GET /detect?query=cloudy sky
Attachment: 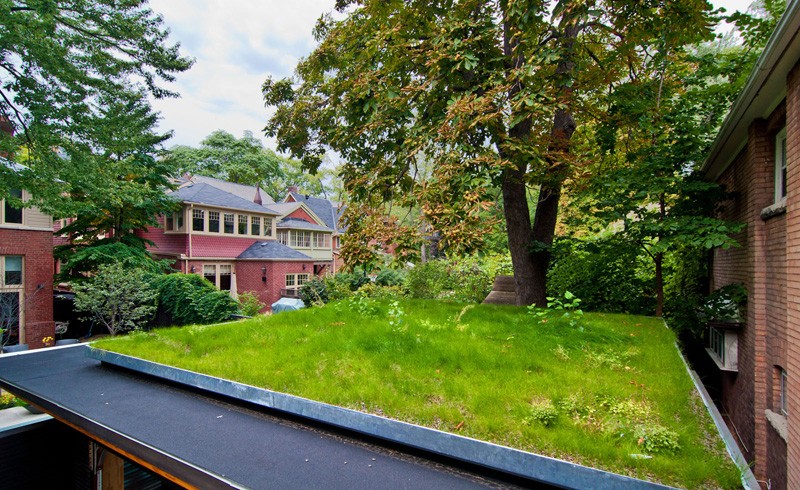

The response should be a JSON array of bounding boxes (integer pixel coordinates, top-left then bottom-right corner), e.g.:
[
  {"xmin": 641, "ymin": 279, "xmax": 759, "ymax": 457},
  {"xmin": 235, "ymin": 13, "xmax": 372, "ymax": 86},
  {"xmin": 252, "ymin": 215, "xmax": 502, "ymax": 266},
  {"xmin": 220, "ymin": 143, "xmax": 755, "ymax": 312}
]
[{"xmin": 148, "ymin": 0, "xmax": 757, "ymax": 150}]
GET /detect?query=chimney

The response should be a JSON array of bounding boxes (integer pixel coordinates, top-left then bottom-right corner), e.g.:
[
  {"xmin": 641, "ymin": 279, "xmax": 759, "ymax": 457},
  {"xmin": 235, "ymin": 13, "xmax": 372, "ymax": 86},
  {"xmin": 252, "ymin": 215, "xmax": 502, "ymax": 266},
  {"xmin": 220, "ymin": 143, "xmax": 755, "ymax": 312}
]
[
  {"xmin": 253, "ymin": 187, "xmax": 263, "ymax": 205},
  {"xmin": 0, "ymin": 118, "xmax": 12, "ymax": 136}
]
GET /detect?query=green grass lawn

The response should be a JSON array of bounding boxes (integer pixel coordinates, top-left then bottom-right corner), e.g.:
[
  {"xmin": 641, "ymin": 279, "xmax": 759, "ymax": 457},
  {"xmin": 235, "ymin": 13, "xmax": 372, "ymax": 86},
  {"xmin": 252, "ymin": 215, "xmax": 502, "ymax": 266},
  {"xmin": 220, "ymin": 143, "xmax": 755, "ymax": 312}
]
[{"xmin": 93, "ymin": 298, "xmax": 741, "ymax": 488}]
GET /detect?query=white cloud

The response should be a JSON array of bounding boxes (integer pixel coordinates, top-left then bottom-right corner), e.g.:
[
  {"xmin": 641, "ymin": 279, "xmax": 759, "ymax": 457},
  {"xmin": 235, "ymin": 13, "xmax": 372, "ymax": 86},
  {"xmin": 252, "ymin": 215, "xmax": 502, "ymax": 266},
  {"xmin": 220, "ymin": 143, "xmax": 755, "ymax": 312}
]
[{"xmin": 148, "ymin": 0, "xmax": 335, "ymax": 148}]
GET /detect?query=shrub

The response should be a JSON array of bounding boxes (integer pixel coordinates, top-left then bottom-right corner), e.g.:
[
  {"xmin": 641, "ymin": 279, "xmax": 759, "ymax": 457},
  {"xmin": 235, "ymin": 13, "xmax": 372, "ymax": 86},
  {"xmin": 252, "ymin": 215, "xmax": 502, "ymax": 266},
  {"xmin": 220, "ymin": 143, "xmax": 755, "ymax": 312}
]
[
  {"xmin": 663, "ymin": 245, "xmax": 710, "ymax": 343},
  {"xmin": 300, "ymin": 277, "xmax": 329, "ymax": 306},
  {"xmin": 357, "ymin": 283, "xmax": 407, "ymax": 300},
  {"xmin": 375, "ymin": 269, "xmax": 404, "ymax": 287},
  {"xmin": 150, "ymin": 273, "xmax": 238, "ymax": 325},
  {"xmin": 238, "ymin": 291, "xmax": 266, "ymax": 316},
  {"xmin": 547, "ymin": 236, "xmax": 653, "ymax": 315},
  {"xmin": 72, "ymin": 263, "xmax": 157, "ymax": 335},
  {"xmin": 405, "ymin": 256, "xmax": 492, "ymax": 303},
  {"xmin": 323, "ymin": 274, "xmax": 354, "ymax": 301}
]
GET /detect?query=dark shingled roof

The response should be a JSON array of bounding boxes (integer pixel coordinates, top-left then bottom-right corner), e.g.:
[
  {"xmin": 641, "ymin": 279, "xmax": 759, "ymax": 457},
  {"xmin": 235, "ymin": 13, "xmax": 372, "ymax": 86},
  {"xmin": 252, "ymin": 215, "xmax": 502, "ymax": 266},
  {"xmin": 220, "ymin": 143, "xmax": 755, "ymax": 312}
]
[
  {"xmin": 288, "ymin": 192, "xmax": 344, "ymax": 232},
  {"xmin": 170, "ymin": 183, "xmax": 279, "ymax": 214},
  {"xmin": 277, "ymin": 218, "xmax": 333, "ymax": 232},
  {"xmin": 238, "ymin": 240, "xmax": 312, "ymax": 260}
]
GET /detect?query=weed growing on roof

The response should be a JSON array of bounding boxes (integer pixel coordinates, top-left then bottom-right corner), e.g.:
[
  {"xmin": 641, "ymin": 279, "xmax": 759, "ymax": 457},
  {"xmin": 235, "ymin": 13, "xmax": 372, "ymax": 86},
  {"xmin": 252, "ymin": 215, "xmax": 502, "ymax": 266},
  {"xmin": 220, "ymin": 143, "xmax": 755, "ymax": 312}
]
[{"xmin": 525, "ymin": 399, "xmax": 559, "ymax": 427}]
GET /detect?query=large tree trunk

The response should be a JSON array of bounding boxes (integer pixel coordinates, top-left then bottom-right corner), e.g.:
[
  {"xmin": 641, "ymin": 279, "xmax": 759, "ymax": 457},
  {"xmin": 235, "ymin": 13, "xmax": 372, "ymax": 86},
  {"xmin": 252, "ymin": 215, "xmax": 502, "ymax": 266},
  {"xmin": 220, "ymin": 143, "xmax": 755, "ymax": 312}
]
[
  {"xmin": 501, "ymin": 7, "xmax": 579, "ymax": 306},
  {"xmin": 654, "ymin": 252, "xmax": 664, "ymax": 317}
]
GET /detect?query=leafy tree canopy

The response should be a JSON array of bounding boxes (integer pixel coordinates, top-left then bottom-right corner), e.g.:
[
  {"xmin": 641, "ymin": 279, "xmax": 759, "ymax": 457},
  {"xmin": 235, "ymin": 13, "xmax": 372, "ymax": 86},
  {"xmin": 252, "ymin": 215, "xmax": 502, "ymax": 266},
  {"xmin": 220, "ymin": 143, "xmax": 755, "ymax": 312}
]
[
  {"xmin": 264, "ymin": 0, "xmax": 718, "ymax": 305},
  {"xmin": 163, "ymin": 129, "xmax": 343, "ymax": 201},
  {"xmin": 0, "ymin": 0, "xmax": 191, "ymax": 205},
  {"xmin": 0, "ymin": 1, "xmax": 192, "ymax": 276}
]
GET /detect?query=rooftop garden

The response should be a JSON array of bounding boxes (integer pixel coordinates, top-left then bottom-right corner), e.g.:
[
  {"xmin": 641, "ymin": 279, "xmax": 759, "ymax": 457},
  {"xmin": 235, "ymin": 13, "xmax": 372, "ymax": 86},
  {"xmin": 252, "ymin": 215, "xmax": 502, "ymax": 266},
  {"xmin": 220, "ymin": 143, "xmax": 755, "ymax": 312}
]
[{"xmin": 93, "ymin": 296, "xmax": 741, "ymax": 488}]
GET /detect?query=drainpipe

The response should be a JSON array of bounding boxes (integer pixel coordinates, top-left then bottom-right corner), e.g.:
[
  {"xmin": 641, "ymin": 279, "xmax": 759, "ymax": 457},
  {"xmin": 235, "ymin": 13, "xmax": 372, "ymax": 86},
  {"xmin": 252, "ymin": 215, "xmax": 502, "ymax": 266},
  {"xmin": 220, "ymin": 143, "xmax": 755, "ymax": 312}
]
[{"xmin": 188, "ymin": 204, "xmax": 194, "ymax": 262}]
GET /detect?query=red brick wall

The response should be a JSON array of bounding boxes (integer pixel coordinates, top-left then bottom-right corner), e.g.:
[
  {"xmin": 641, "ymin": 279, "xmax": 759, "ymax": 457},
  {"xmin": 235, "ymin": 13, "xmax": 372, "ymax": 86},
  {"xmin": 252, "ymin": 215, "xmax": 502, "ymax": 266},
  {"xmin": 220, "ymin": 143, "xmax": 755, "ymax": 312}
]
[
  {"xmin": 784, "ymin": 60, "xmax": 800, "ymax": 489},
  {"xmin": 228, "ymin": 261, "xmax": 314, "ymax": 312},
  {"xmin": 0, "ymin": 228, "xmax": 54, "ymax": 348},
  {"xmin": 711, "ymin": 71, "xmax": 799, "ymax": 485}
]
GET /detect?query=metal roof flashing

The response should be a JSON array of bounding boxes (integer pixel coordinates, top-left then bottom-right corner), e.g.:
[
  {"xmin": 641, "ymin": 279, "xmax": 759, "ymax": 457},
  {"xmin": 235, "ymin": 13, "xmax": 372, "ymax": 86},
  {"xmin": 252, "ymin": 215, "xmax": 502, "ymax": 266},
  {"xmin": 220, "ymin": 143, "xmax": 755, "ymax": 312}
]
[
  {"xmin": 703, "ymin": 1, "xmax": 800, "ymax": 181},
  {"xmin": 84, "ymin": 347, "xmax": 674, "ymax": 489}
]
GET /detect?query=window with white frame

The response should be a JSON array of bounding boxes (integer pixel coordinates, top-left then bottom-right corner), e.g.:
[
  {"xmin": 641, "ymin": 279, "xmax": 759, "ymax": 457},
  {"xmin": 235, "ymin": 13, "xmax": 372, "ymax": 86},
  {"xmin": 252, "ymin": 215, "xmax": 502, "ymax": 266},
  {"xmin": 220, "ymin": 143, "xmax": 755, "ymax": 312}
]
[
  {"xmin": 776, "ymin": 128, "xmax": 787, "ymax": 202},
  {"xmin": 193, "ymin": 209, "xmax": 205, "ymax": 231},
  {"xmin": 238, "ymin": 215, "xmax": 248, "ymax": 235},
  {"xmin": 2, "ymin": 189, "xmax": 23, "ymax": 225},
  {"xmin": 285, "ymin": 273, "xmax": 309, "ymax": 289},
  {"xmin": 0, "ymin": 256, "xmax": 23, "ymax": 344},
  {"xmin": 314, "ymin": 233, "xmax": 331, "ymax": 248},
  {"xmin": 277, "ymin": 230, "xmax": 289, "ymax": 245},
  {"xmin": 202, "ymin": 263, "xmax": 233, "ymax": 291},
  {"xmin": 223, "ymin": 213, "xmax": 234, "ymax": 234},
  {"xmin": 707, "ymin": 325, "xmax": 738, "ymax": 372},
  {"xmin": 780, "ymin": 367, "xmax": 788, "ymax": 416},
  {"xmin": 290, "ymin": 230, "xmax": 311, "ymax": 248},
  {"xmin": 263, "ymin": 218, "xmax": 273, "ymax": 236},
  {"xmin": 251, "ymin": 216, "xmax": 261, "ymax": 236},
  {"xmin": 208, "ymin": 211, "xmax": 220, "ymax": 233}
]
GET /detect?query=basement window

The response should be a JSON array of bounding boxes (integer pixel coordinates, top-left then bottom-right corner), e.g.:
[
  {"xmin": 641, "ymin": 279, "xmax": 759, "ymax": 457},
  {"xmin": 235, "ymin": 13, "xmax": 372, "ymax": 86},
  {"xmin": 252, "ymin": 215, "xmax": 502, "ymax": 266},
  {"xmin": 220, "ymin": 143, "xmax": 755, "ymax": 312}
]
[{"xmin": 706, "ymin": 324, "xmax": 739, "ymax": 372}]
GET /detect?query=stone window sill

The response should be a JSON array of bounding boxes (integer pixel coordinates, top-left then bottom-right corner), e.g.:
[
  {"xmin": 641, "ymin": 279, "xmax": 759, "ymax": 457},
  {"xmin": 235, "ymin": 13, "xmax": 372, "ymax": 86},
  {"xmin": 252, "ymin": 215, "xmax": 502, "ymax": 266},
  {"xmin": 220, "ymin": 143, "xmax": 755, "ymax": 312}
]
[
  {"xmin": 765, "ymin": 409, "xmax": 787, "ymax": 441},
  {"xmin": 761, "ymin": 198, "xmax": 787, "ymax": 220}
]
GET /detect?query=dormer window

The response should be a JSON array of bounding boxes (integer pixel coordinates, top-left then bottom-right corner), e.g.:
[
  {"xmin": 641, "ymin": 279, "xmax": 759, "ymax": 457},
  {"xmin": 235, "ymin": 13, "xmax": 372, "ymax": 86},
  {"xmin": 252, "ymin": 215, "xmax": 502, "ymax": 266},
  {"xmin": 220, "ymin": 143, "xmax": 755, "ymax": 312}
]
[{"xmin": 775, "ymin": 128, "xmax": 787, "ymax": 202}]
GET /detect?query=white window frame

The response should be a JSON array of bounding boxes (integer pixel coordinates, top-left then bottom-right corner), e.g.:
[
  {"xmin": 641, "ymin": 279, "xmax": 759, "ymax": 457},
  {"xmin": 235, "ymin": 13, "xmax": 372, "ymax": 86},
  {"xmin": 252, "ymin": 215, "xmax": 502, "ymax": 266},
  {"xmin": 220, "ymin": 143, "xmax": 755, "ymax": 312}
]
[
  {"xmin": 238, "ymin": 214, "xmax": 248, "ymax": 235},
  {"xmin": 285, "ymin": 273, "xmax": 309, "ymax": 289},
  {"xmin": 264, "ymin": 218, "xmax": 273, "ymax": 237},
  {"xmin": 775, "ymin": 128, "xmax": 787, "ymax": 203},
  {"xmin": 0, "ymin": 256, "xmax": 24, "ymax": 344},
  {"xmin": 202, "ymin": 263, "xmax": 234, "ymax": 291},
  {"xmin": 193, "ymin": 209, "xmax": 205, "ymax": 232},
  {"xmin": 780, "ymin": 368, "xmax": 788, "ymax": 416},
  {"xmin": 707, "ymin": 325, "xmax": 738, "ymax": 372},
  {"xmin": 223, "ymin": 213, "xmax": 235, "ymax": 234}
]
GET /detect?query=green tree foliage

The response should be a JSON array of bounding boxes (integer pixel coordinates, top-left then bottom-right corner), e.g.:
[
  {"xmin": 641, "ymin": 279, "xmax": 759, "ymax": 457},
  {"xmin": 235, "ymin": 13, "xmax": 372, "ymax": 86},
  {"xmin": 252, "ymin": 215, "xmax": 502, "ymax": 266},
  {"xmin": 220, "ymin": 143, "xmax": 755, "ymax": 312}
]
[
  {"xmin": 72, "ymin": 263, "xmax": 157, "ymax": 336},
  {"xmin": 264, "ymin": 0, "xmax": 717, "ymax": 306},
  {"xmin": 163, "ymin": 129, "xmax": 342, "ymax": 201},
  {"xmin": 573, "ymin": 2, "xmax": 783, "ymax": 316},
  {"xmin": 54, "ymin": 151, "xmax": 179, "ymax": 280},
  {"xmin": 0, "ymin": 1, "xmax": 192, "ymax": 276}
]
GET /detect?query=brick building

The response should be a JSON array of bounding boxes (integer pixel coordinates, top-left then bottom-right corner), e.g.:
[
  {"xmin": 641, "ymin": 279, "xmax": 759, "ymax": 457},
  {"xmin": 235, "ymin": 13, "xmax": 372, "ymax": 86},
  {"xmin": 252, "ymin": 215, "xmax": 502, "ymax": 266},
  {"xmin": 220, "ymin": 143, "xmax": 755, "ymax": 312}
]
[
  {"xmin": 0, "ymin": 158, "xmax": 55, "ymax": 350},
  {"xmin": 701, "ymin": 4, "xmax": 800, "ymax": 487},
  {"xmin": 142, "ymin": 176, "xmax": 340, "ymax": 311}
]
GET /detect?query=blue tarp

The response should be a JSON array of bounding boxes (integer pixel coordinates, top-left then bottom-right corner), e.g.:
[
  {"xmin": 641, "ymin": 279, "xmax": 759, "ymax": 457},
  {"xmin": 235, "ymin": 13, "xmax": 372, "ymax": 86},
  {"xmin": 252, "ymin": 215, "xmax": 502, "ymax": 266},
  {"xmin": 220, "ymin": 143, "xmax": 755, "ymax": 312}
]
[{"xmin": 271, "ymin": 297, "xmax": 305, "ymax": 313}]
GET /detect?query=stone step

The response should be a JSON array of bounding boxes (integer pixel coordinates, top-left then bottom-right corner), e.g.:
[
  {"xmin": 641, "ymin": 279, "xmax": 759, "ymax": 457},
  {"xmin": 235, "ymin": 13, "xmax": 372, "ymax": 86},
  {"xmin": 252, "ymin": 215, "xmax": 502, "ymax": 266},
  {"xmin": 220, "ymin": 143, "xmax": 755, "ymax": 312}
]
[
  {"xmin": 482, "ymin": 291, "xmax": 517, "ymax": 305},
  {"xmin": 492, "ymin": 275, "xmax": 516, "ymax": 293}
]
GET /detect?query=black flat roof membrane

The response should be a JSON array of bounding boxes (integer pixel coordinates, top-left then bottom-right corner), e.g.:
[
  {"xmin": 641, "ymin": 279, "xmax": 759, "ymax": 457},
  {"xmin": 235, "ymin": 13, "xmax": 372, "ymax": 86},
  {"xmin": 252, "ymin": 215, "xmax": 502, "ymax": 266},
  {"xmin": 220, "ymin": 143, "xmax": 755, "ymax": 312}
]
[{"xmin": 0, "ymin": 346, "xmax": 522, "ymax": 489}]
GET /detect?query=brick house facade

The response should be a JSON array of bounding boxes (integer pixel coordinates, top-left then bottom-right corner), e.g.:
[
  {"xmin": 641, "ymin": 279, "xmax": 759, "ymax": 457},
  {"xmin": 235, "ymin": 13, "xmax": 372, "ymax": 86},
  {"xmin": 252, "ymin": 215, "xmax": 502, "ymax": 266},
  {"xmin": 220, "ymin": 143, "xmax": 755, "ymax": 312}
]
[
  {"xmin": 702, "ymin": 5, "xmax": 800, "ymax": 488},
  {"xmin": 0, "ymin": 162, "xmax": 55, "ymax": 350},
  {"xmin": 142, "ymin": 176, "xmax": 338, "ymax": 311}
]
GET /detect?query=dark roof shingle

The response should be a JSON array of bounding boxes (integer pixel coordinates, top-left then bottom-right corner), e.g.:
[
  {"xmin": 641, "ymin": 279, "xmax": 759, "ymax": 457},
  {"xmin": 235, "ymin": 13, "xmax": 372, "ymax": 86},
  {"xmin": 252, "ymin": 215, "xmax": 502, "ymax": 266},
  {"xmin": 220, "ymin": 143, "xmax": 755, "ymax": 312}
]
[{"xmin": 238, "ymin": 241, "xmax": 312, "ymax": 260}]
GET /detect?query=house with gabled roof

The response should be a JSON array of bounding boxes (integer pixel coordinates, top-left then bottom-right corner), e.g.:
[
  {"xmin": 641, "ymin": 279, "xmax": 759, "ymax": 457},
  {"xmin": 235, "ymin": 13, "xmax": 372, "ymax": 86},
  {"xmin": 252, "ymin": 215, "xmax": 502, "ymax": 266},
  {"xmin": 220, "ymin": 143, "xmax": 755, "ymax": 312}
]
[
  {"xmin": 283, "ymin": 185, "xmax": 346, "ymax": 273},
  {"xmin": 140, "ymin": 176, "xmax": 338, "ymax": 311}
]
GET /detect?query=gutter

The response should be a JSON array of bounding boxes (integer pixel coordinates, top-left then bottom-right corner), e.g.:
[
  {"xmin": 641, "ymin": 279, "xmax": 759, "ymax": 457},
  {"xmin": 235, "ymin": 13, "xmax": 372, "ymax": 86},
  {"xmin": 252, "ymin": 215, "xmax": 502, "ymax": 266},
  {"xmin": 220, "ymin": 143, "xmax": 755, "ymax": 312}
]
[
  {"xmin": 673, "ymin": 341, "xmax": 759, "ymax": 489},
  {"xmin": 703, "ymin": 0, "xmax": 800, "ymax": 180}
]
